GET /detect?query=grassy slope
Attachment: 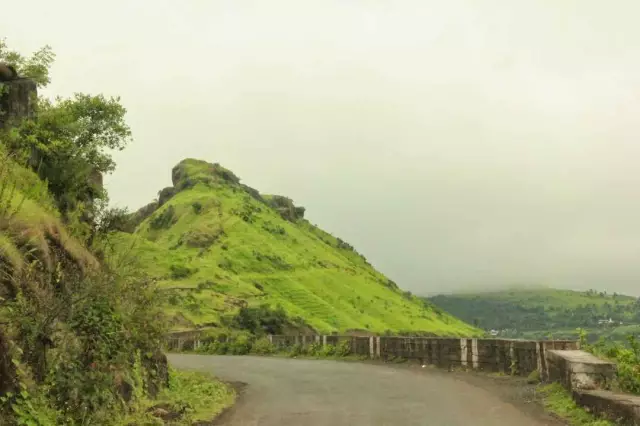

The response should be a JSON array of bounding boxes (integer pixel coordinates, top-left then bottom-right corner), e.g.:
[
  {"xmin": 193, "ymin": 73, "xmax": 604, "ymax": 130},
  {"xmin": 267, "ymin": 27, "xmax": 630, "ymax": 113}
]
[
  {"xmin": 428, "ymin": 287, "xmax": 640, "ymax": 341},
  {"xmin": 0, "ymin": 148, "xmax": 98, "ymax": 282},
  {"xmin": 119, "ymin": 159, "xmax": 478, "ymax": 336}
]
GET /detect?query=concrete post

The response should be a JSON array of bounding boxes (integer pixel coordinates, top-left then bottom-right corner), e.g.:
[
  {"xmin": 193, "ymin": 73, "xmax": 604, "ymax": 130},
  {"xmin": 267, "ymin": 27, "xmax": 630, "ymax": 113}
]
[
  {"xmin": 369, "ymin": 336, "xmax": 374, "ymax": 359},
  {"xmin": 376, "ymin": 337, "xmax": 381, "ymax": 358},
  {"xmin": 509, "ymin": 341, "xmax": 515, "ymax": 374},
  {"xmin": 471, "ymin": 339, "xmax": 479, "ymax": 369},
  {"xmin": 460, "ymin": 339, "xmax": 468, "ymax": 367}
]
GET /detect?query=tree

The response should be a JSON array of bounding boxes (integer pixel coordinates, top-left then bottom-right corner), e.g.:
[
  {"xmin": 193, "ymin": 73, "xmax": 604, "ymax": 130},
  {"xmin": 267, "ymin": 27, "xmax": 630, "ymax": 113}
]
[
  {"xmin": 0, "ymin": 38, "xmax": 55, "ymax": 87},
  {"xmin": 1, "ymin": 40, "xmax": 132, "ymax": 219}
]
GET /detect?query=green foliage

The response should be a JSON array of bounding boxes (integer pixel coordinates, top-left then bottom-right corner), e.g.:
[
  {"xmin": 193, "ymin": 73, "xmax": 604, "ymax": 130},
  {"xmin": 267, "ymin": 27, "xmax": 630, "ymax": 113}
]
[
  {"xmin": 5, "ymin": 93, "xmax": 132, "ymax": 216},
  {"xmin": 227, "ymin": 304, "xmax": 296, "ymax": 336},
  {"xmin": 0, "ymin": 39, "xmax": 169, "ymax": 425},
  {"xmin": 162, "ymin": 369, "xmax": 234, "ymax": 422},
  {"xmin": 170, "ymin": 264, "xmax": 196, "ymax": 280},
  {"xmin": 0, "ymin": 37, "xmax": 55, "ymax": 87},
  {"xmin": 121, "ymin": 368, "xmax": 235, "ymax": 425},
  {"xmin": 537, "ymin": 383, "xmax": 613, "ymax": 426},
  {"xmin": 336, "ymin": 340, "xmax": 352, "ymax": 357},
  {"xmin": 251, "ymin": 337, "xmax": 276, "ymax": 355},
  {"xmin": 586, "ymin": 335, "xmax": 640, "ymax": 395},
  {"xmin": 1, "ymin": 389, "xmax": 62, "ymax": 426},
  {"xmin": 429, "ymin": 288, "xmax": 640, "ymax": 342},
  {"xmin": 149, "ymin": 205, "xmax": 177, "ymax": 230},
  {"xmin": 191, "ymin": 201, "xmax": 203, "ymax": 214},
  {"xmin": 227, "ymin": 334, "xmax": 252, "ymax": 355}
]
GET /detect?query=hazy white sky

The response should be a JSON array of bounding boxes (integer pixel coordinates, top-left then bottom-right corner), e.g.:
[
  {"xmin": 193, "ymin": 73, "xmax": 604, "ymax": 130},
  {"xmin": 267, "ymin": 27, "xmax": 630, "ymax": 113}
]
[{"xmin": 3, "ymin": 1, "xmax": 640, "ymax": 295}]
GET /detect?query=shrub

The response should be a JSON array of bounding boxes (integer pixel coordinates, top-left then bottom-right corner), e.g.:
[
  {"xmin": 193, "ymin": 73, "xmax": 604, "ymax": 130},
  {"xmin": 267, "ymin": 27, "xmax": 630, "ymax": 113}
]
[
  {"xmin": 251, "ymin": 337, "xmax": 275, "ymax": 355},
  {"xmin": 149, "ymin": 205, "xmax": 177, "ymax": 230},
  {"xmin": 320, "ymin": 344, "xmax": 337, "ymax": 357},
  {"xmin": 336, "ymin": 340, "xmax": 352, "ymax": 357},
  {"xmin": 181, "ymin": 227, "xmax": 223, "ymax": 248},
  {"xmin": 307, "ymin": 342, "xmax": 323, "ymax": 356},
  {"xmin": 228, "ymin": 335, "xmax": 252, "ymax": 355},
  {"xmin": 227, "ymin": 304, "xmax": 291, "ymax": 336},
  {"xmin": 170, "ymin": 264, "xmax": 196, "ymax": 279},
  {"xmin": 192, "ymin": 201, "xmax": 203, "ymax": 214},
  {"xmin": 288, "ymin": 343, "xmax": 306, "ymax": 357}
]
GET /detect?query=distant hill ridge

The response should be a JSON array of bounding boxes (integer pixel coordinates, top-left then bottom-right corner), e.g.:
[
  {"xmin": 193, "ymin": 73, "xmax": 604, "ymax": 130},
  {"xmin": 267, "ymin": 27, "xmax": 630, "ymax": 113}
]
[{"xmin": 428, "ymin": 287, "xmax": 640, "ymax": 342}]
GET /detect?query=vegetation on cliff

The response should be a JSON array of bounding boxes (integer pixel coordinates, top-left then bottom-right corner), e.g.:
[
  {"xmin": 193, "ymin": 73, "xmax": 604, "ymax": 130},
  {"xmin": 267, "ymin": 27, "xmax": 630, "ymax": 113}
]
[
  {"xmin": 0, "ymin": 39, "xmax": 232, "ymax": 425},
  {"xmin": 115, "ymin": 160, "xmax": 479, "ymax": 337}
]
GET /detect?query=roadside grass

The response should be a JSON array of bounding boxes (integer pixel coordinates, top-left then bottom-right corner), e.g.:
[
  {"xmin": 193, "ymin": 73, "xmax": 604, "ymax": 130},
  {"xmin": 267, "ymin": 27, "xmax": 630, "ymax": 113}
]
[
  {"xmin": 121, "ymin": 368, "xmax": 235, "ymax": 425},
  {"xmin": 536, "ymin": 383, "xmax": 613, "ymax": 426}
]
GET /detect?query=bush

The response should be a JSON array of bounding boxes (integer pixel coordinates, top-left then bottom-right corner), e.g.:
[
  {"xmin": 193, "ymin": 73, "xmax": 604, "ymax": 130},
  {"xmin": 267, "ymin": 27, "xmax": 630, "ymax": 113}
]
[
  {"xmin": 320, "ymin": 344, "xmax": 337, "ymax": 357},
  {"xmin": 588, "ymin": 335, "xmax": 640, "ymax": 394},
  {"xmin": 170, "ymin": 264, "xmax": 196, "ymax": 279},
  {"xmin": 251, "ymin": 337, "xmax": 275, "ymax": 355},
  {"xmin": 336, "ymin": 340, "xmax": 352, "ymax": 357},
  {"xmin": 149, "ymin": 205, "xmax": 177, "ymax": 229},
  {"xmin": 307, "ymin": 342, "xmax": 323, "ymax": 356},
  {"xmin": 192, "ymin": 201, "xmax": 203, "ymax": 214},
  {"xmin": 227, "ymin": 304, "xmax": 292, "ymax": 335},
  {"xmin": 228, "ymin": 335, "xmax": 252, "ymax": 355},
  {"xmin": 288, "ymin": 343, "xmax": 306, "ymax": 357},
  {"xmin": 181, "ymin": 227, "xmax": 223, "ymax": 248}
]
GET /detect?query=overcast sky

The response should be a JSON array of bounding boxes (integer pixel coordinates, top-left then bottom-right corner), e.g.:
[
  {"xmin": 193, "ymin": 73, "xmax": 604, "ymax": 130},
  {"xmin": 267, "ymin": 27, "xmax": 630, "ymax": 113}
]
[{"xmin": 3, "ymin": 1, "xmax": 640, "ymax": 295}]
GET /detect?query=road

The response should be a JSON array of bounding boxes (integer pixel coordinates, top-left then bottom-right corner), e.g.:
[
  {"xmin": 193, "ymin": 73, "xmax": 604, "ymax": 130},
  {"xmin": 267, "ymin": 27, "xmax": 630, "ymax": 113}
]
[{"xmin": 168, "ymin": 354, "xmax": 563, "ymax": 426}]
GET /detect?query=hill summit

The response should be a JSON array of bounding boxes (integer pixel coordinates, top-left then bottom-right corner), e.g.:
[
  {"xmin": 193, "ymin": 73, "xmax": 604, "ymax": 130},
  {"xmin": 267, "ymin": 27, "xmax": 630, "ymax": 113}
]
[{"xmin": 115, "ymin": 158, "xmax": 477, "ymax": 336}]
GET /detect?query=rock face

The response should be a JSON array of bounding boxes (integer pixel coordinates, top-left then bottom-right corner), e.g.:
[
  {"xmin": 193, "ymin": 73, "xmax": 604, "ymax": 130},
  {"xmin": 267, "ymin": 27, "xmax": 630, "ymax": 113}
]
[
  {"xmin": 171, "ymin": 158, "xmax": 240, "ymax": 190},
  {"xmin": 0, "ymin": 78, "xmax": 37, "ymax": 129}
]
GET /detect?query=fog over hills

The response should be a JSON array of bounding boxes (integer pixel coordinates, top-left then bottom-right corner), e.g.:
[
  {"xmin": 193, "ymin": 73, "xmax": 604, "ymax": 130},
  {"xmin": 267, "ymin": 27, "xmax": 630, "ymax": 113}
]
[{"xmin": 3, "ymin": 0, "xmax": 640, "ymax": 295}]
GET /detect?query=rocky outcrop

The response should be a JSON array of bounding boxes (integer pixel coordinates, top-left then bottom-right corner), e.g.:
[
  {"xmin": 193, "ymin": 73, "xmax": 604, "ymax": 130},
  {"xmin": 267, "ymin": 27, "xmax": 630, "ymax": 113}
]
[
  {"xmin": 171, "ymin": 159, "xmax": 240, "ymax": 190},
  {"xmin": 0, "ymin": 78, "xmax": 37, "ymax": 130}
]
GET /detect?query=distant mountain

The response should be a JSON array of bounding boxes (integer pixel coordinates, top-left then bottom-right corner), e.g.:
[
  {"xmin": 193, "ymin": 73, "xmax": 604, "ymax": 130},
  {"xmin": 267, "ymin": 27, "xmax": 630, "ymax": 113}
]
[
  {"xmin": 427, "ymin": 287, "xmax": 640, "ymax": 342},
  {"xmin": 111, "ymin": 158, "xmax": 479, "ymax": 336}
]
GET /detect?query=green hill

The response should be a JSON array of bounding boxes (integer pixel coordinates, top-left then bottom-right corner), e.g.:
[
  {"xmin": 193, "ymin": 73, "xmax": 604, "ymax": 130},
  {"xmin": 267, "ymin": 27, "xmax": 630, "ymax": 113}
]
[
  {"xmin": 114, "ymin": 158, "xmax": 478, "ymax": 336},
  {"xmin": 428, "ymin": 287, "xmax": 640, "ymax": 342}
]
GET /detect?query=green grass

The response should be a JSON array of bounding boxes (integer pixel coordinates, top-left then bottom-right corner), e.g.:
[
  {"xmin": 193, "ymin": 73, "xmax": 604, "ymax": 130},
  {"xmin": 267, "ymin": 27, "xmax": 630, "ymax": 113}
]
[
  {"xmin": 117, "ymin": 159, "xmax": 479, "ymax": 336},
  {"xmin": 120, "ymin": 368, "xmax": 235, "ymax": 425},
  {"xmin": 537, "ymin": 383, "xmax": 613, "ymax": 426}
]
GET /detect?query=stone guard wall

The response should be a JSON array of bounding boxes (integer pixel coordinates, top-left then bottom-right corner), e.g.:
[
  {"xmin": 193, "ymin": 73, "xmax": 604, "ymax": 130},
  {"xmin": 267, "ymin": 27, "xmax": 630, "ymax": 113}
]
[{"xmin": 167, "ymin": 333, "xmax": 578, "ymax": 377}]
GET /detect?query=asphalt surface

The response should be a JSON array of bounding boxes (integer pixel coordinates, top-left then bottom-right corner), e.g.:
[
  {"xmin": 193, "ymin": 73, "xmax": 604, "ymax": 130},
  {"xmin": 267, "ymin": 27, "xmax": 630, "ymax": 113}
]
[{"xmin": 168, "ymin": 354, "xmax": 562, "ymax": 426}]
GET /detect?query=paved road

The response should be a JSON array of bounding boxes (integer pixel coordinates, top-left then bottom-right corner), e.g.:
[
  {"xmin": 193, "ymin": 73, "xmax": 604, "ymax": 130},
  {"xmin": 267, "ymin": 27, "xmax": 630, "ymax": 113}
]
[{"xmin": 168, "ymin": 354, "xmax": 562, "ymax": 426}]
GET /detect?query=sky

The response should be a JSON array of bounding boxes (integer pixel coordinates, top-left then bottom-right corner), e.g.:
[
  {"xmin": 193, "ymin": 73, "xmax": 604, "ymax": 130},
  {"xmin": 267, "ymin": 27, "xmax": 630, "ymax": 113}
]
[{"xmin": 3, "ymin": 1, "xmax": 640, "ymax": 296}]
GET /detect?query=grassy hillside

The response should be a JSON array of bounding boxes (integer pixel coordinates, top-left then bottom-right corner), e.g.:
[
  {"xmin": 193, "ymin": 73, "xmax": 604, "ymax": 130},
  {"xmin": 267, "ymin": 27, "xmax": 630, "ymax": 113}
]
[
  {"xmin": 428, "ymin": 287, "xmax": 640, "ymax": 342},
  {"xmin": 116, "ymin": 158, "xmax": 478, "ymax": 336}
]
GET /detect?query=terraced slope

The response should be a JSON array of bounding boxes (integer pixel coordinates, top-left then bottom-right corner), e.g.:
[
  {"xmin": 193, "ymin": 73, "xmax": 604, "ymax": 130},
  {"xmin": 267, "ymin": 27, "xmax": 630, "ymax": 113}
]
[{"xmin": 117, "ymin": 159, "xmax": 478, "ymax": 335}]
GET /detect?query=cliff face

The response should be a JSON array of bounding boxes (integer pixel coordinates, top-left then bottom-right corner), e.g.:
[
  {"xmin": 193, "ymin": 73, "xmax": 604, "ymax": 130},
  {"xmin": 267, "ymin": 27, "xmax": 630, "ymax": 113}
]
[{"xmin": 0, "ymin": 78, "xmax": 37, "ymax": 129}]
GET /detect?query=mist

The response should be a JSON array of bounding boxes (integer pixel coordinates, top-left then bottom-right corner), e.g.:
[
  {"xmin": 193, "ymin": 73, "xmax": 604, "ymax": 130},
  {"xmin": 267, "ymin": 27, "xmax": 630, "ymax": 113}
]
[{"xmin": 3, "ymin": 0, "xmax": 640, "ymax": 295}]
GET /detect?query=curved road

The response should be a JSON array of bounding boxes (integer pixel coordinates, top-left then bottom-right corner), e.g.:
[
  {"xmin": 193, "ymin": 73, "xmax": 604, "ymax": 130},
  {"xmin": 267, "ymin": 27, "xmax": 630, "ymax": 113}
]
[{"xmin": 169, "ymin": 354, "xmax": 562, "ymax": 426}]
